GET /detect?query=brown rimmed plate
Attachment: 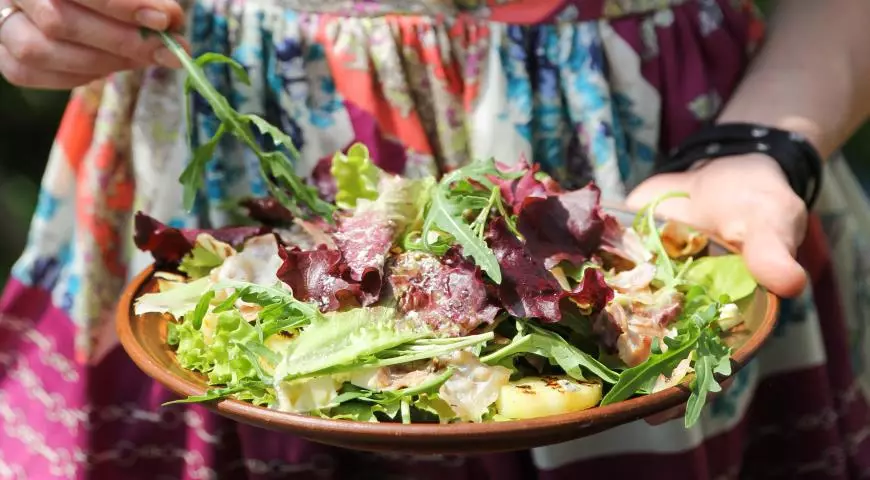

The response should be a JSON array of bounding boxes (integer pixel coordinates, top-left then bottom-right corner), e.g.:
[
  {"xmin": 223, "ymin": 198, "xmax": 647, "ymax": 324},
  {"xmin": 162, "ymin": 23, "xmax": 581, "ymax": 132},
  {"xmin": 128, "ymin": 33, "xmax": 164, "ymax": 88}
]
[{"xmin": 116, "ymin": 208, "xmax": 779, "ymax": 454}]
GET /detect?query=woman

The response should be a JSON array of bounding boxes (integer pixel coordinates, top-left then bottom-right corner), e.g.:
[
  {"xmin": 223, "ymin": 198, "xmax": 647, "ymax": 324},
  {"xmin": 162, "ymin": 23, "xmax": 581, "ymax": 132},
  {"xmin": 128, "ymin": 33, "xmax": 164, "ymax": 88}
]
[{"xmin": 0, "ymin": 0, "xmax": 868, "ymax": 478}]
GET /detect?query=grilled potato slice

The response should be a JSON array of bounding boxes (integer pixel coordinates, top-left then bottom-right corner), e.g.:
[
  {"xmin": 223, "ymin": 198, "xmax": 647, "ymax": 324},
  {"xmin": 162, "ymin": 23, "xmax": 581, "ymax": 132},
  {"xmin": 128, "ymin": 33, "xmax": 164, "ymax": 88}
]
[{"xmin": 496, "ymin": 376, "xmax": 602, "ymax": 419}]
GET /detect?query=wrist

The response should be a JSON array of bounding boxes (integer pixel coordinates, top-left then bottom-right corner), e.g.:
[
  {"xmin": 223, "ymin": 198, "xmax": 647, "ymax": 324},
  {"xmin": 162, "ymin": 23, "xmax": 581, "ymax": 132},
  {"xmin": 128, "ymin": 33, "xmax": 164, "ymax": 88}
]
[
  {"xmin": 714, "ymin": 115, "xmax": 825, "ymax": 158},
  {"xmin": 658, "ymin": 123, "xmax": 823, "ymax": 209}
]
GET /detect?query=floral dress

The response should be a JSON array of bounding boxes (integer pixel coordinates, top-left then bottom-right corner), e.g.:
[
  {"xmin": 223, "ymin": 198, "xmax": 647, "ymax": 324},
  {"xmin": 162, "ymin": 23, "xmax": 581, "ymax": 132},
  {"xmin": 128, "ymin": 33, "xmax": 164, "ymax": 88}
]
[{"xmin": 1, "ymin": 0, "xmax": 869, "ymax": 478}]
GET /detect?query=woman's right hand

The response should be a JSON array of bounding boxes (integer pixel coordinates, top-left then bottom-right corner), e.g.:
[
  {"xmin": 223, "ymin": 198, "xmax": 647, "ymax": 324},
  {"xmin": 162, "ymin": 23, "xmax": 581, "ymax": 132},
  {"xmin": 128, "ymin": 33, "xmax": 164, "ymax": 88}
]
[{"xmin": 0, "ymin": 0, "xmax": 185, "ymax": 89}]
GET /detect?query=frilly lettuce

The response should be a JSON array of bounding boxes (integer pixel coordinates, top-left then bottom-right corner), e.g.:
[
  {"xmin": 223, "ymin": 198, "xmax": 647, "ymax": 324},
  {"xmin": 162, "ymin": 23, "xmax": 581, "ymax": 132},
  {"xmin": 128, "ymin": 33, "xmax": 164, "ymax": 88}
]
[
  {"xmin": 169, "ymin": 308, "xmax": 275, "ymax": 406},
  {"xmin": 356, "ymin": 175, "xmax": 436, "ymax": 236},
  {"xmin": 331, "ymin": 143, "xmax": 383, "ymax": 210}
]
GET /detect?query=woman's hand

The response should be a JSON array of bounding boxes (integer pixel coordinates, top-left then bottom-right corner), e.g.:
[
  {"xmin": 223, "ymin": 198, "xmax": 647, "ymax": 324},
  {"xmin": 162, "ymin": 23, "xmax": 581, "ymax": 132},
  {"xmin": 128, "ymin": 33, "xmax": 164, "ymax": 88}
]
[
  {"xmin": 0, "ymin": 0, "xmax": 185, "ymax": 89},
  {"xmin": 626, "ymin": 154, "xmax": 809, "ymax": 299},
  {"xmin": 628, "ymin": 154, "xmax": 808, "ymax": 426}
]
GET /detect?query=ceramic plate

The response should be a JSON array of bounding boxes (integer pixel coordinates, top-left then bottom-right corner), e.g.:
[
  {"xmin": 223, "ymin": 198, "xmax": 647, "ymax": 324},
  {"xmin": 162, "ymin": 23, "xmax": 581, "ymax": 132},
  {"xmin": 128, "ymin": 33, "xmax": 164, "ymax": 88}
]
[{"xmin": 116, "ymin": 208, "xmax": 779, "ymax": 454}]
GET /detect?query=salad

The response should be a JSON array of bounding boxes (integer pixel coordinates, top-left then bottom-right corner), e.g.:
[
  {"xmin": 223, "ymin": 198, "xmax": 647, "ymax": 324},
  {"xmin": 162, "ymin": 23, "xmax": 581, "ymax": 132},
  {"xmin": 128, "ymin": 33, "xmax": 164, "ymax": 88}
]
[{"xmin": 132, "ymin": 32, "xmax": 758, "ymax": 428}]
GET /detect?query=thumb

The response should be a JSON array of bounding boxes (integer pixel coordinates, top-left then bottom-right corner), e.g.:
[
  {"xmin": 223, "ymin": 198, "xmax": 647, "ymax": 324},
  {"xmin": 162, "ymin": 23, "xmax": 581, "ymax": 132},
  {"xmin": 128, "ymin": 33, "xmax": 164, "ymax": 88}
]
[{"xmin": 740, "ymin": 227, "xmax": 807, "ymax": 298}]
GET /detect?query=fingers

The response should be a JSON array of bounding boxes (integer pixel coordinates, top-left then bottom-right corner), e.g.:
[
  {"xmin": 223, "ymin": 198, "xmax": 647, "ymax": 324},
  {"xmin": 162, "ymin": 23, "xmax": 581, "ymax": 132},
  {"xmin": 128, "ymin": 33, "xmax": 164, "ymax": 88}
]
[
  {"xmin": 741, "ymin": 223, "xmax": 808, "ymax": 298},
  {"xmin": 70, "ymin": 0, "xmax": 184, "ymax": 30},
  {"xmin": 0, "ymin": 45, "xmax": 100, "ymax": 88},
  {"xmin": 0, "ymin": 0, "xmax": 189, "ymax": 89},
  {"xmin": 0, "ymin": 10, "xmax": 136, "ymax": 76},
  {"xmin": 14, "ymin": 0, "xmax": 178, "ymax": 66},
  {"xmin": 739, "ymin": 193, "xmax": 808, "ymax": 298},
  {"xmin": 627, "ymin": 168, "xmax": 809, "ymax": 298}
]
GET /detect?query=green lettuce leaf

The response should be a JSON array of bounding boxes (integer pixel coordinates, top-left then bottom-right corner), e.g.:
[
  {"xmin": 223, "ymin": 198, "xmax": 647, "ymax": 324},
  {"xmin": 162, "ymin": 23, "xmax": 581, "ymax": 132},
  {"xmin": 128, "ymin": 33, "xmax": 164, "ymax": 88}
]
[
  {"xmin": 178, "ymin": 234, "xmax": 235, "ymax": 279},
  {"xmin": 331, "ymin": 143, "xmax": 384, "ymax": 209},
  {"xmin": 684, "ymin": 255, "xmax": 758, "ymax": 302},
  {"xmin": 273, "ymin": 307, "xmax": 494, "ymax": 383},
  {"xmin": 171, "ymin": 307, "xmax": 278, "ymax": 406},
  {"xmin": 273, "ymin": 307, "xmax": 427, "ymax": 381},
  {"xmin": 357, "ymin": 175, "xmax": 435, "ymax": 238},
  {"xmin": 134, "ymin": 276, "xmax": 212, "ymax": 318}
]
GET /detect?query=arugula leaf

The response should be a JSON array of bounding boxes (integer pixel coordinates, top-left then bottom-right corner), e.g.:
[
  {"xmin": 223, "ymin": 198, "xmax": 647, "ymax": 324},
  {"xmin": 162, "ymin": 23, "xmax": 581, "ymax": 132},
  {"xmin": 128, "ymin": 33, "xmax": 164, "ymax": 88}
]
[
  {"xmin": 440, "ymin": 158, "xmax": 523, "ymax": 187},
  {"xmin": 179, "ymin": 124, "xmax": 226, "ymax": 210},
  {"xmin": 163, "ymin": 383, "xmax": 254, "ymax": 406},
  {"xmin": 331, "ymin": 143, "xmax": 384, "ymax": 209},
  {"xmin": 423, "ymin": 189, "xmax": 502, "ymax": 283},
  {"xmin": 482, "ymin": 320, "xmax": 619, "ymax": 384},
  {"xmin": 185, "ymin": 53, "xmax": 251, "ymax": 93},
  {"xmin": 328, "ymin": 401, "xmax": 380, "ymax": 422},
  {"xmin": 147, "ymin": 30, "xmax": 335, "ymax": 221},
  {"xmin": 684, "ymin": 306, "xmax": 732, "ymax": 427},
  {"xmin": 418, "ymin": 158, "xmax": 526, "ymax": 283},
  {"xmin": 234, "ymin": 341, "xmax": 276, "ymax": 384},
  {"xmin": 331, "ymin": 389, "xmax": 371, "ymax": 405},
  {"xmin": 211, "ymin": 280, "xmax": 322, "ymax": 320},
  {"xmin": 190, "ymin": 290, "xmax": 215, "ymax": 330},
  {"xmin": 633, "ymin": 192, "xmax": 689, "ymax": 287},
  {"xmin": 328, "ymin": 369, "xmax": 456, "ymax": 424},
  {"xmin": 245, "ymin": 114, "xmax": 300, "ymax": 158},
  {"xmin": 684, "ymin": 255, "xmax": 758, "ymax": 302},
  {"xmin": 600, "ymin": 322, "xmax": 701, "ymax": 405},
  {"xmin": 364, "ymin": 334, "xmax": 494, "ymax": 372}
]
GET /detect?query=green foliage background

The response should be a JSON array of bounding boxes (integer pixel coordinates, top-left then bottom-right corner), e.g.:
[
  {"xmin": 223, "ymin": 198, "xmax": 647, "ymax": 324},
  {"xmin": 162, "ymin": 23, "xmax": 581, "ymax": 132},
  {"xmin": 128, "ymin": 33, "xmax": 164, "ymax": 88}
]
[{"xmin": 0, "ymin": 0, "xmax": 868, "ymax": 288}]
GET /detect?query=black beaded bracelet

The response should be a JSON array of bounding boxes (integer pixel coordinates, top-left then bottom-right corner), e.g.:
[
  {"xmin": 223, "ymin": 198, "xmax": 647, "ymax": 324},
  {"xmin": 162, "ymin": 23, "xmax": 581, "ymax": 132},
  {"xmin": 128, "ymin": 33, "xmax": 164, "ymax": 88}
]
[{"xmin": 654, "ymin": 123, "xmax": 823, "ymax": 209}]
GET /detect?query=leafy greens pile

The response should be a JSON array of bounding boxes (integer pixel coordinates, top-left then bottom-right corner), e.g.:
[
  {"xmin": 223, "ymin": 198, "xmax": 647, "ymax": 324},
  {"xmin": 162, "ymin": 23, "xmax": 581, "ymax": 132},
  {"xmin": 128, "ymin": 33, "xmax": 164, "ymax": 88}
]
[{"xmin": 133, "ymin": 32, "xmax": 758, "ymax": 428}]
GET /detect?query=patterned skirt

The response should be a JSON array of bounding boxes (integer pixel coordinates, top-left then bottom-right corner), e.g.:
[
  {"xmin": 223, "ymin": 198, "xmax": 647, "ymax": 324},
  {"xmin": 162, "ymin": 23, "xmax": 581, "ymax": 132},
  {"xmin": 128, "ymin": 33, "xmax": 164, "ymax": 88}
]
[{"xmin": 1, "ymin": 0, "xmax": 869, "ymax": 478}]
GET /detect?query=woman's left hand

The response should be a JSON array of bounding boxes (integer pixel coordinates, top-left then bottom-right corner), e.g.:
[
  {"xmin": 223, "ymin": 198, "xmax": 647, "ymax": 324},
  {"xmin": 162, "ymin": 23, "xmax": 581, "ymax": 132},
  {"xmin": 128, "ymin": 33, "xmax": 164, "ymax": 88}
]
[
  {"xmin": 626, "ymin": 153, "xmax": 809, "ymax": 426},
  {"xmin": 626, "ymin": 153, "xmax": 809, "ymax": 299}
]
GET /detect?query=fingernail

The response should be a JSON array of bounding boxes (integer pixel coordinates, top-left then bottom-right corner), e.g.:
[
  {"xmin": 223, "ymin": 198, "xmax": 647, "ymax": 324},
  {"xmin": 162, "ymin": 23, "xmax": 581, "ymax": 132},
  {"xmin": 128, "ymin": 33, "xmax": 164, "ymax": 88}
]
[
  {"xmin": 153, "ymin": 48, "xmax": 181, "ymax": 68},
  {"xmin": 135, "ymin": 8, "xmax": 169, "ymax": 30}
]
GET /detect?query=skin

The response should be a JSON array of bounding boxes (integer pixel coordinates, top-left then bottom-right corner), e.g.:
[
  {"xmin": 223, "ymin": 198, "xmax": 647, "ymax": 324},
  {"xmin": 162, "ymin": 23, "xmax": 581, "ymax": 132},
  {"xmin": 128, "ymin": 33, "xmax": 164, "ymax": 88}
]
[{"xmin": 2, "ymin": 0, "xmax": 870, "ymax": 425}]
